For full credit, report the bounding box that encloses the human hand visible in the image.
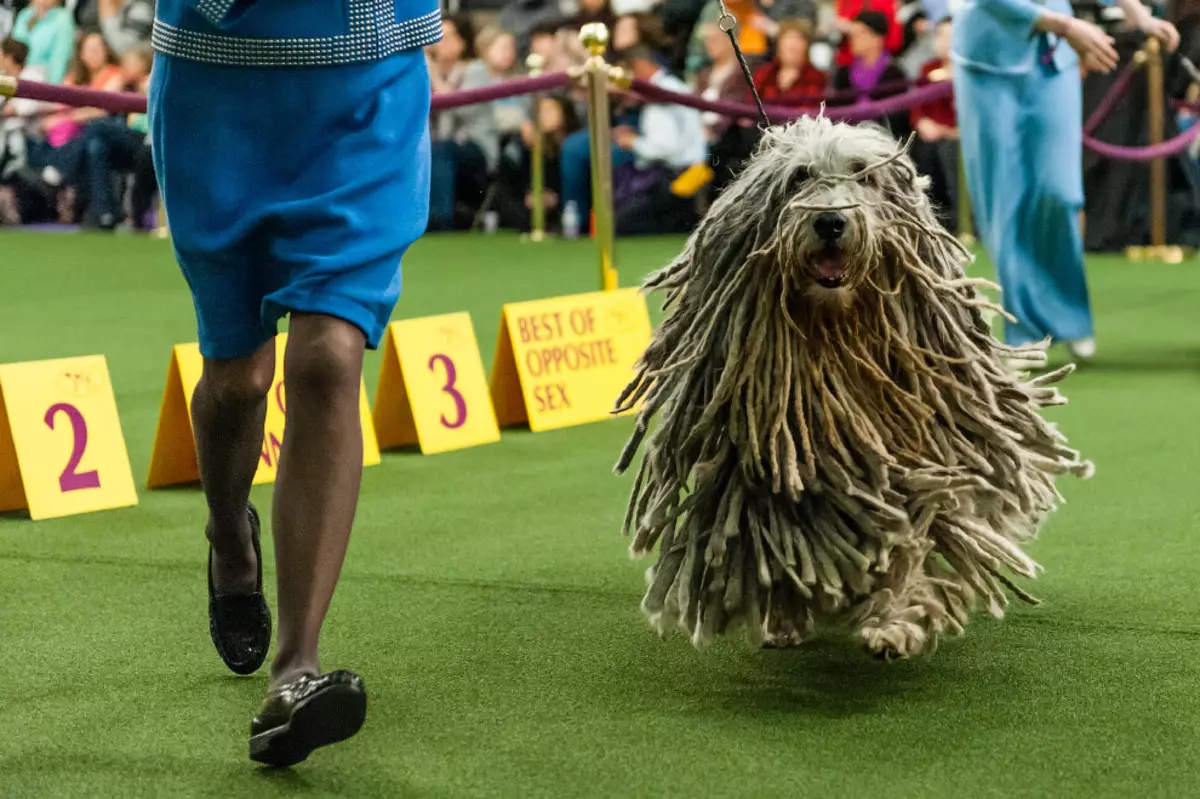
[916,117,942,142]
[613,125,638,150]
[1058,16,1120,73]
[1138,15,1180,52]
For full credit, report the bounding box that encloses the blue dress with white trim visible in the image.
[149,0,442,360]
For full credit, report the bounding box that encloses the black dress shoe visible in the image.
[208,504,272,675]
[249,671,367,767]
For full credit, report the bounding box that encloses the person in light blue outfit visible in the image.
[11,0,75,84]
[951,0,1178,362]
[149,0,440,767]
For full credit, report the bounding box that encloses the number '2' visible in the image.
[44,403,101,492]
[428,354,467,429]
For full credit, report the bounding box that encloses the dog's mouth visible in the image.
[812,247,847,289]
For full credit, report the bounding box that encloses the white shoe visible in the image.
[1066,338,1096,362]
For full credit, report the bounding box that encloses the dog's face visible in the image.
[740,117,927,303]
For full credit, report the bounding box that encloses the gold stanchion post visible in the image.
[0,75,16,99]
[1125,37,1191,263]
[525,53,546,243]
[579,23,620,292]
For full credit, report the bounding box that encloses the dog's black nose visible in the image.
[813,211,846,241]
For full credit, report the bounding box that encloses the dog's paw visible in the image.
[761,632,804,650]
[860,621,927,661]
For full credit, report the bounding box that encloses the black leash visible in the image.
[716,1,771,127]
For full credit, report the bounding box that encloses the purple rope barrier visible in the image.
[1082,124,1200,160]
[1083,63,1138,135]
[630,76,954,123]
[7,71,574,116]
[430,71,572,110]
[11,79,147,114]
[9,71,1197,161]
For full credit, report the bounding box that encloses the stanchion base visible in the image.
[521,231,548,243]
[957,232,977,247]
[152,227,170,240]
[1124,245,1194,263]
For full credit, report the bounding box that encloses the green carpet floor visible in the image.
[0,231,1197,798]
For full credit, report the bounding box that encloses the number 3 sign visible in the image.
[0,355,138,520]
[373,313,500,454]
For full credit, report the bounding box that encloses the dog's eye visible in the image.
[787,166,811,194]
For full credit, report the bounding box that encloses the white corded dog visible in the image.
[615,116,1093,660]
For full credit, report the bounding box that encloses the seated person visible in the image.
[76,44,155,229]
[909,16,957,230]
[753,18,827,105]
[829,10,911,139]
[695,23,756,193]
[493,94,581,231]
[611,45,707,235]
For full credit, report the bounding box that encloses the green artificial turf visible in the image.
[0,230,1197,798]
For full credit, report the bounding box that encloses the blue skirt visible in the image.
[149,51,431,359]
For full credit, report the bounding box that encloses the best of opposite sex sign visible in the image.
[489,288,652,432]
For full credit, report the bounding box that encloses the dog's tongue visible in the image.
[816,252,845,278]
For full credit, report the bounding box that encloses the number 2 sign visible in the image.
[0,355,138,520]
[373,313,500,455]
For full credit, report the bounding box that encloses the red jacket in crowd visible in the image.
[753,60,829,105]
[909,59,956,129]
[834,0,903,67]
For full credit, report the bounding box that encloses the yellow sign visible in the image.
[0,355,138,520]
[147,335,380,488]
[373,313,500,454]
[489,288,652,432]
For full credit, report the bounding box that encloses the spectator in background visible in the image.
[754,0,819,37]
[95,0,154,56]
[686,0,769,81]
[499,0,565,55]
[454,26,529,176]
[610,45,708,234]
[612,11,673,59]
[1,36,56,224]
[753,19,827,103]
[694,22,755,191]
[428,15,477,231]
[829,10,911,139]
[11,0,74,84]
[909,16,957,230]
[40,32,122,151]
[76,43,153,229]
[833,0,901,68]
[493,94,581,231]
[563,0,617,35]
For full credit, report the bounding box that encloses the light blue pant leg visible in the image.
[955,64,1093,345]
[1015,64,1093,344]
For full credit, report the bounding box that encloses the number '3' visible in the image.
[428,354,467,429]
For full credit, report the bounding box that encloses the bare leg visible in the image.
[193,341,276,595]
[269,313,366,690]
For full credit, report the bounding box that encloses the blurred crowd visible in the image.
[1,0,1195,236]
[427,0,966,235]
[1,0,154,229]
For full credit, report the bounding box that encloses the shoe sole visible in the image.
[249,682,366,768]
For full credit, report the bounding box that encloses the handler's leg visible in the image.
[195,342,276,596]
[1017,65,1093,346]
[268,313,366,689]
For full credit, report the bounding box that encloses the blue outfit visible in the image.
[149,0,441,359]
[952,0,1096,345]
